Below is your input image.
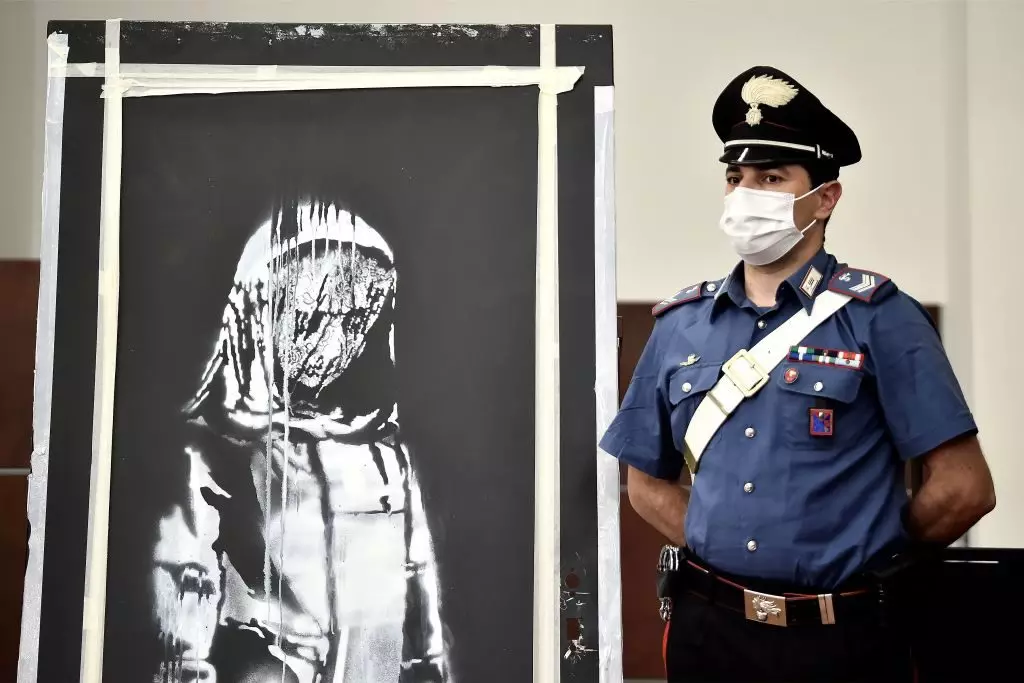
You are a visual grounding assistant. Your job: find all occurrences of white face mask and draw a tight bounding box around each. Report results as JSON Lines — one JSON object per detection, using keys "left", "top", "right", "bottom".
{"left": 718, "top": 184, "right": 824, "bottom": 266}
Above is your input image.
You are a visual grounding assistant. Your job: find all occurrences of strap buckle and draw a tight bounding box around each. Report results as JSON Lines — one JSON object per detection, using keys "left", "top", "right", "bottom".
{"left": 720, "top": 349, "right": 770, "bottom": 398}
{"left": 743, "top": 589, "right": 788, "bottom": 627}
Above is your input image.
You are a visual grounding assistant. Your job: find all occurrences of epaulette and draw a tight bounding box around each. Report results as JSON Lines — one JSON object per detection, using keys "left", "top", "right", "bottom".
{"left": 652, "top": 280, "right": 720, "bottom": 317}
{"left": 827, "top": 267, "right": 895, "bottom": 303}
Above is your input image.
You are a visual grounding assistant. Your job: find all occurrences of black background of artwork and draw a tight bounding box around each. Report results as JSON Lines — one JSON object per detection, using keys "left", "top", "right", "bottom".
{"left": 106, "top": 89, "right": 539, "bottom": 683}
{"left": 36, "top": 20, "right": 614, "bottom": 683}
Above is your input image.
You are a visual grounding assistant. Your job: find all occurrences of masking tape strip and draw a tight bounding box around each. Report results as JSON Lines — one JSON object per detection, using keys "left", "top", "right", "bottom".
{"left": 79, "top": 18, "right": 121, "bottom": 683}
{"left": 533, "top": 22, "right": 561, "bottom": 683}
{"left": 593, "top": 85, "right": 624, "bottom": 683}
{"left": 17, "top": 31, "right": 70, "bottom": 683}
{"left": 49, "top": 61, "right": 583, "bottom": 98}
{"left": 111, "top": 68, "right": 581, "bottom": 98}
{"left": 56, "top": 61, "right": 577, "bottom": 79}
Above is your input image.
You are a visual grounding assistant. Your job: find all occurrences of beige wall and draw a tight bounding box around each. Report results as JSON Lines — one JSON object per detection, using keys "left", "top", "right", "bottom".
{"left": 0, "top": 0, "right": 1020, "bottom": 546}
{"left": 965, "top": 0, "right": 1024, "bottom": 548}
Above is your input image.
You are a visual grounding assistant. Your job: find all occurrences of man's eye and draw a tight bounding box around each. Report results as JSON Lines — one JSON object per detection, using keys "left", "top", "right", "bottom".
{"left": 763, "top": 175, "right": 782, "bottom": 184}
{"left": 726, "top": 176, "right": 740, "bottom": 185}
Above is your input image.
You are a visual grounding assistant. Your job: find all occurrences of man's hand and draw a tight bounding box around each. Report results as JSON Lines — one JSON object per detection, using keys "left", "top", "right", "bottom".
{"left": 905, "top": 434, "right": 996, "bottom": 546}
{"left": 626, "top": 466, "right": 690, "bottom": 545}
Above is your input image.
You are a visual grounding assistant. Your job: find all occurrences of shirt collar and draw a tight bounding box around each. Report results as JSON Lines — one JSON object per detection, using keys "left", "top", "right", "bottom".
{"left": 784, "top": 247, "right": 836, "bottom": 313}
{"left": 710, "top": 247, "right": 837, "bottom": 319}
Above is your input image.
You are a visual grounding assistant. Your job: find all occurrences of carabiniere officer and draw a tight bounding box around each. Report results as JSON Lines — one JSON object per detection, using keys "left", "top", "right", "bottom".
{"left": 600, "top": 66, "right": 997, "bottom": 683}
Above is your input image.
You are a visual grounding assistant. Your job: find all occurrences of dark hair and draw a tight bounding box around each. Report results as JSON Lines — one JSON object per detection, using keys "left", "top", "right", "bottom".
{"left": 802, "top": 160, "right": 839, "bottom": 189}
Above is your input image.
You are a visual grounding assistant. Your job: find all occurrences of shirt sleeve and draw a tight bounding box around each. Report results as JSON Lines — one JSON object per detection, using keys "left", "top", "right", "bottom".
{"left": 867, "top": 291, "right": 978, "bottom": 461}
{"left": 598, "top": 320, "right": 683, "bottom": 480}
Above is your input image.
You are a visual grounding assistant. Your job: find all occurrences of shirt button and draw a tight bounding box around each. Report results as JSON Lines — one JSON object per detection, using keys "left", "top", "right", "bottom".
{"left": 706, "top": 282, "right": 717, "bottom": 292}
{"left": 746, "top": 539, "right": 758, "bottom": 552}
{"left": 744, "top": 427, "right": 756, "bottom": 438}
{"left": 682, "top": 382, "right": 692, "bottom": 393}
{"left": 756, "top": 320, "right": 767, "bottom": 329}
{"left": 743, "top": 482, "right": 755, "bottom": 493}
{"left": 813, "top": 381, "right": 824, "bottom": 392}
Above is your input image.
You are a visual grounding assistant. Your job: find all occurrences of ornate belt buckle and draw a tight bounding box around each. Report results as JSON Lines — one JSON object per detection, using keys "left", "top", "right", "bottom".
{"left": 659, "top": 597, "right": 672, "bottom": 622}
{"left": 721, "top": 349, "right": 770, "bottom": 398}
{"left": 743, "top": 589, "right": 788, "bottom": 627}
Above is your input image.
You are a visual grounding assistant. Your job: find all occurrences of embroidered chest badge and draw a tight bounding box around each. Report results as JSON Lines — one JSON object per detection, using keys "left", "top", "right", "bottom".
{"left": 788, "top": 346, "right": 864, "bottom": 370}
{"left": 809, "top": 408, "right": 834, "bottom": 437}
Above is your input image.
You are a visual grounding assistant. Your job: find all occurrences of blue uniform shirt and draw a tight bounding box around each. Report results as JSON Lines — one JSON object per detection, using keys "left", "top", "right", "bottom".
{"left": 600, "top": 248, "right": 977, "bottom": 589}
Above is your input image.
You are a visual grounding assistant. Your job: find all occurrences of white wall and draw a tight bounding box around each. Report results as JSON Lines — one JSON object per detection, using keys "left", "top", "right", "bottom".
{"left": 965, "top": 0, "right": 1024, "bottom": 548}
{"left": 0, "top": 0, "right": 1020, "bottom": 546}
{"left": 0, "top": 2, "right": 39, "bottom": 259}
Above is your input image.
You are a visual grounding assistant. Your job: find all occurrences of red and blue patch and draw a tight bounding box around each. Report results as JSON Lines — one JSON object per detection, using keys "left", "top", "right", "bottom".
{"left": 809, "top": 408, "right": 834, "bottom": 437}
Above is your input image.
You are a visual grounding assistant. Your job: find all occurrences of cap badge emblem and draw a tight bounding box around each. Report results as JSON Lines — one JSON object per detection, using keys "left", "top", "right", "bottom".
{"left": 740, "top": 74, "right": 799, "bottom": 126}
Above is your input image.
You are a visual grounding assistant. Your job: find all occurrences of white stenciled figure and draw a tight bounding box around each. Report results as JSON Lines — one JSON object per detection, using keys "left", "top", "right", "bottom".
{"left": 152, "top": 200, "right": 449, "bottom": 683}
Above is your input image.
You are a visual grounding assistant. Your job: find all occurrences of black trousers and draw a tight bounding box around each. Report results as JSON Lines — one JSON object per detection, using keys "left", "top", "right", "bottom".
{"left": 664, "top": 588, "right": 916, "bottom": 683}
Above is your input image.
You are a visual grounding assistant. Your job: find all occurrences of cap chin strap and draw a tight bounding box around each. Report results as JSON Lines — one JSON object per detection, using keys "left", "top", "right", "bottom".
{"left": 724, "top": 139, "right": 833, "bottom": 160}
{"left": 681, "top": 289, "right": 852, "bottom": 475}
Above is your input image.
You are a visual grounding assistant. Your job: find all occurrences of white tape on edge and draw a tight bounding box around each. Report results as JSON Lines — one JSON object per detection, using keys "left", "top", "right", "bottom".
{"left": 533, "top": 22, "right": 561, "bottom": 683}
{"left": 79, "top": 18, "right": 122, "bottom": 683}
{"left": 17, "top": 31, "right": 70, "bottom": 683}
{"left": 46, "top": 61, "right": 583, "bottom": 97}
{"left": 593, "top": 85, "right": 624, "bottom": 683}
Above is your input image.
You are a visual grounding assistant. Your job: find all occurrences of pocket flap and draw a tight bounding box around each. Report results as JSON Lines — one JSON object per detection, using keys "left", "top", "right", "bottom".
{"left": 776, "top": 362, "right": 863, "bottom": 403}
{"left": 667, "top": 364, "right": 722, "bottom": 405}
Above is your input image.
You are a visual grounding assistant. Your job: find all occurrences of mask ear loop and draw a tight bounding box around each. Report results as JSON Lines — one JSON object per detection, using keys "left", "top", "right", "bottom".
{"left": 795, "top": 182, "right": 829, "bottom": 232}
{"left": 799, "top": 218, "right": 818, "bottom": 234}
{"left": 795, "top": 182, "right": 827, "bottom": 202}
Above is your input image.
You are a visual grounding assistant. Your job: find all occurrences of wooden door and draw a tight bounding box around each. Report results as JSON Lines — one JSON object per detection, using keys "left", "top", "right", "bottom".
{"left": 0, "top": 260, "right": 38, "bottom": 681}
{"left": 617, "top": 303, "right": 667, "bottom": 680}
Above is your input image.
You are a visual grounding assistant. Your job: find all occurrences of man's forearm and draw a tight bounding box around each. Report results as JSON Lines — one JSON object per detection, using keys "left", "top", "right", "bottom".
{"left": 905, "top": 476, "right": 995, "bottom": 546}
{"left": 627, "top": 469, "right": 690, "bottom": 546}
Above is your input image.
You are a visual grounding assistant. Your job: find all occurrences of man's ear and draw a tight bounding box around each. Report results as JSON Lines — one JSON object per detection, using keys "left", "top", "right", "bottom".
{"left": 816, "top": 181, "right": 843, "bottom": 220}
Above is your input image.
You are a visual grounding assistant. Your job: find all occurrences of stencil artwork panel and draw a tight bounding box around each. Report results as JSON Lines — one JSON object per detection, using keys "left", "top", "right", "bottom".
{"left": 103, "top": 86, "right": 540, "bottom": 683}
{"left": 151, "top": 201, "right": 445, "bottom": 682}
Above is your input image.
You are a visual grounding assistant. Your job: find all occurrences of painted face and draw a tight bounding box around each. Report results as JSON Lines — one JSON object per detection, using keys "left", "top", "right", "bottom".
{"left": 186, "top": 200, "right": 397, "bottom": 433}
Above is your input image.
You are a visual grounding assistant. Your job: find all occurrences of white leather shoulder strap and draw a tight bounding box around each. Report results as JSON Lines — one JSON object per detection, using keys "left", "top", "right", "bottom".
{"left": 682, "top": 290, "right": 853, "bottom": 475}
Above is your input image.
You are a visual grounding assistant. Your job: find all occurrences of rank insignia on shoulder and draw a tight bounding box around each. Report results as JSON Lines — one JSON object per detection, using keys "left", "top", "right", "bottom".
{"left": 827, "top": 267, "right": 893, "bottom": 302}
{"left": 652, "top": 282, "right": 706, "bottom": 317}
{"left": 809, "top": 408, "right": 834, "bottom": 437}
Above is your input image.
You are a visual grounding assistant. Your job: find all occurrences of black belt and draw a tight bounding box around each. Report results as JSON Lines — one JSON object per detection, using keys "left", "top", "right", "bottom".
{"left": 659, "top": 547, "right": 881, "bottom": 628}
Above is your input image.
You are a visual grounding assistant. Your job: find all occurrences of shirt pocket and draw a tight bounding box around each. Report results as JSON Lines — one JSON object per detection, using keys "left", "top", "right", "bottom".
{"left": 775, "top": 361, "right": 864, "bottom": 451}
{"left": 666, "top": 364, "right": 722, "bottom": 450}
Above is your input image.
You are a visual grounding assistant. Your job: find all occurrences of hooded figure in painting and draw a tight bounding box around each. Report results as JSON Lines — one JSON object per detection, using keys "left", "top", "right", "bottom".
{"left": 150, "top": 199, "right": 448, "bottom": 683}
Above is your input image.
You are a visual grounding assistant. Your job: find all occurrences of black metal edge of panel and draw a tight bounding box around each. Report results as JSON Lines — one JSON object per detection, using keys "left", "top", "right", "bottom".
{"left": 556, "top": 25, "right": 614, "bottom": 87}
{"left": 46, "top": 20, "right": 106, "bottom": 64}
{"left": 35, "top": 77, "right": 104, "bottom": 683}
{"left": 49, "top": 20, "right": 543, "bottom": 66}
{"left": 556, "top": 24, "right": 614, "bottom": 681}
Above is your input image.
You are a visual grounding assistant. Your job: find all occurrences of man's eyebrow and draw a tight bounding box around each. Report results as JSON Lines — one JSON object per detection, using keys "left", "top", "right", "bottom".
{"left": 725, "top": 165, "right": 741, "bottom": 174}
